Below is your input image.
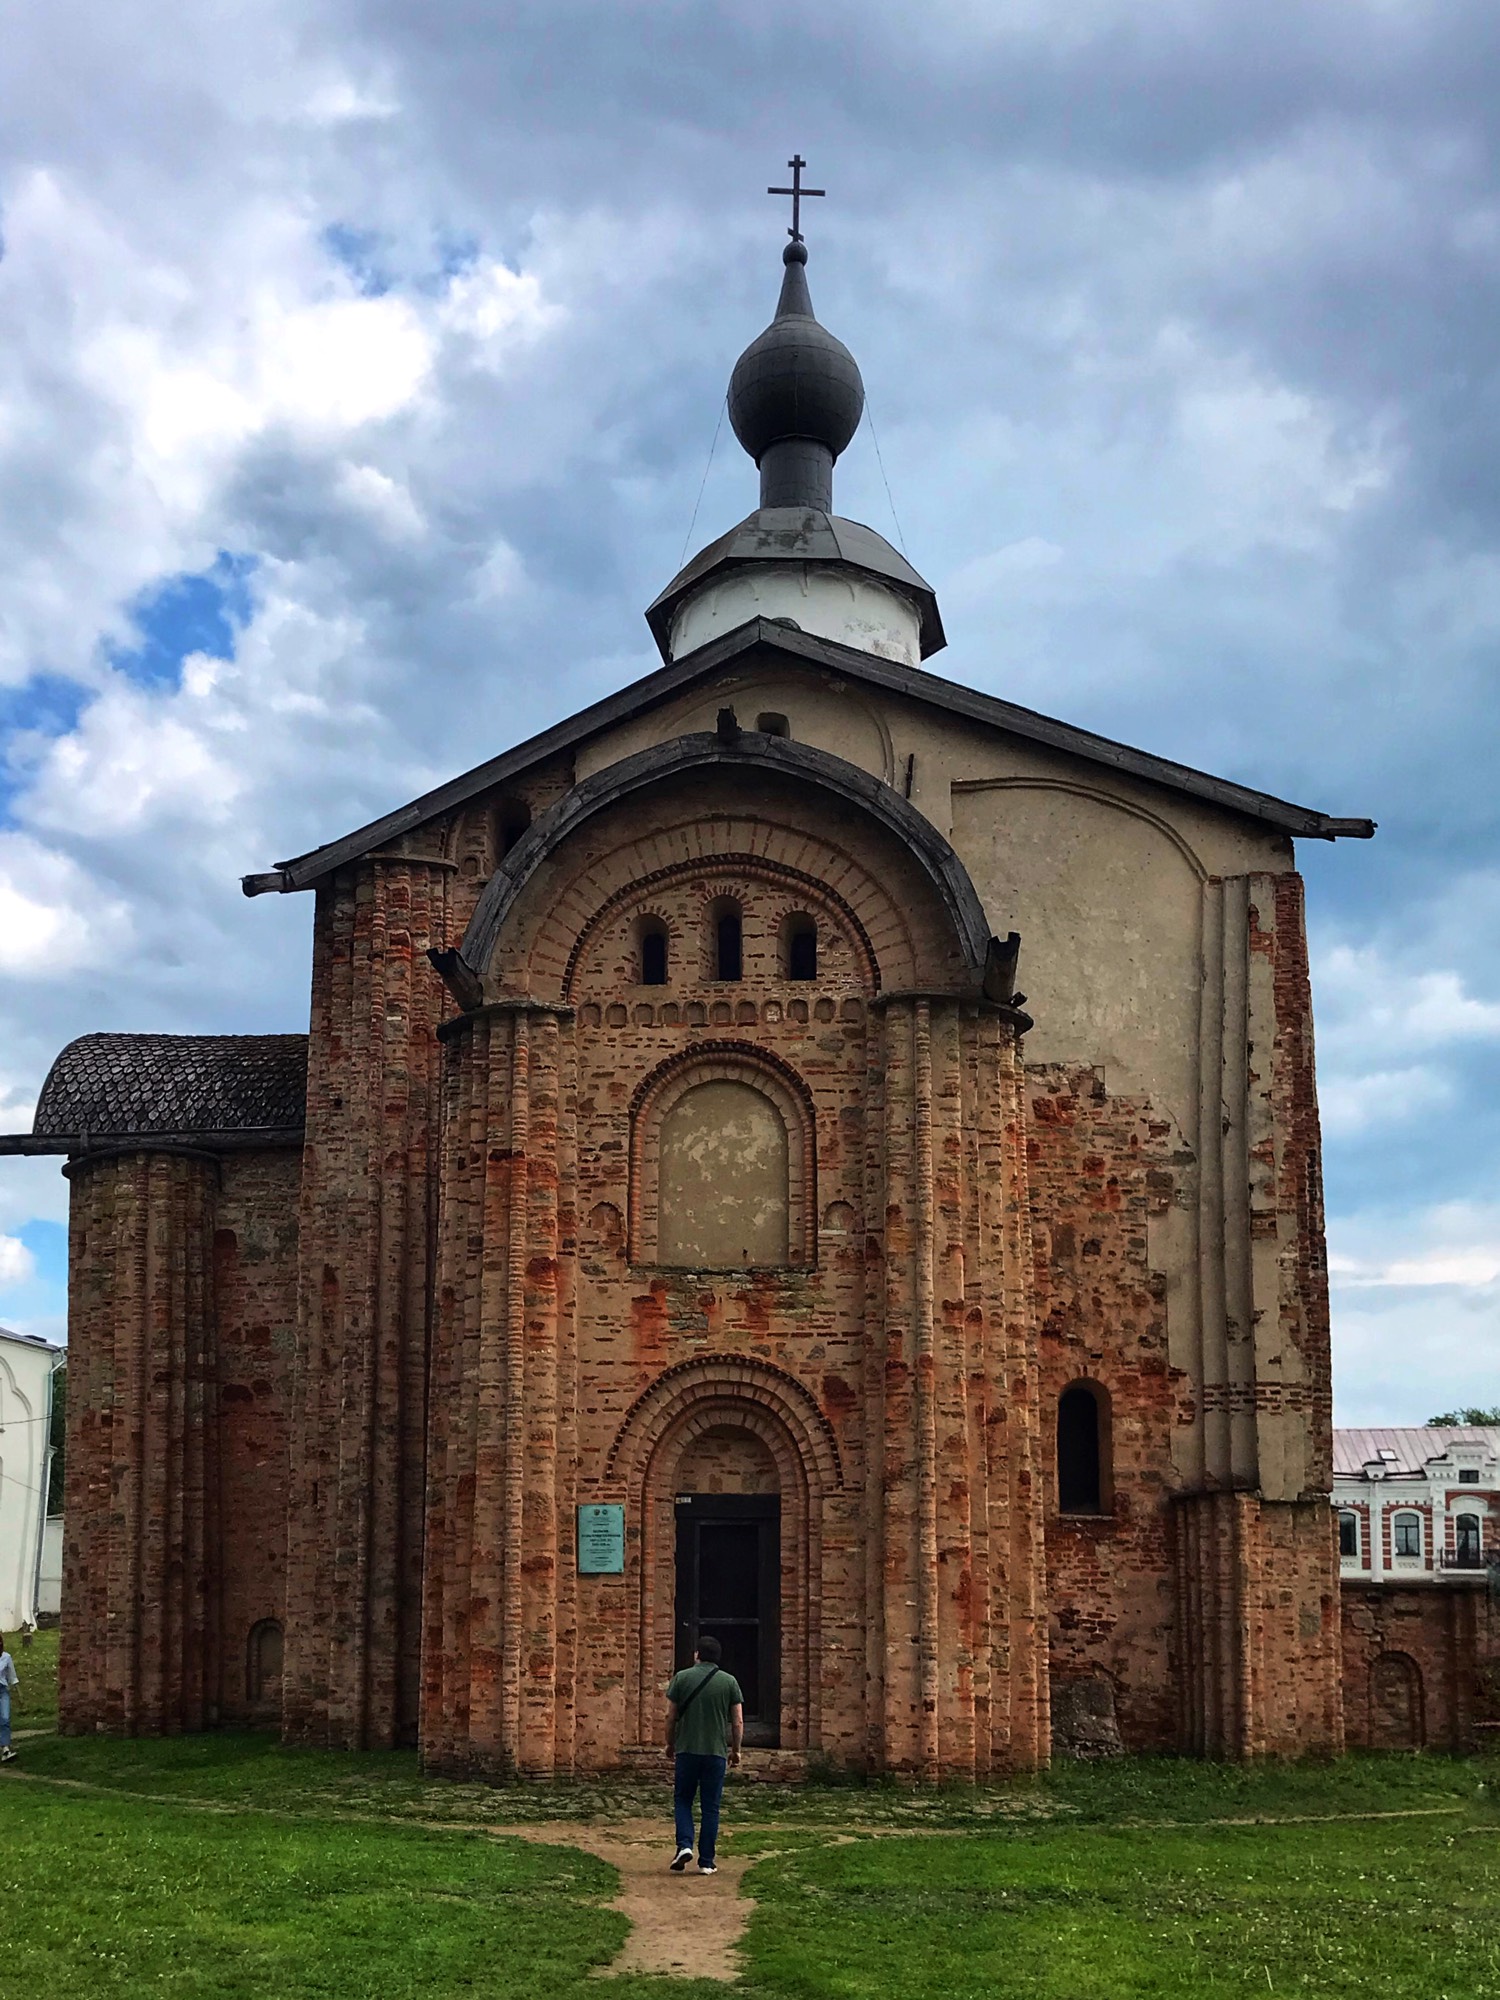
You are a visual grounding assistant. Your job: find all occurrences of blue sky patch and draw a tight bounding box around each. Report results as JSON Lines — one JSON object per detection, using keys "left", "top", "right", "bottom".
{"left": 0, "top": 675, "right": 91, "bottom": 825}
{"left": 323, "top": 223, "right": 394, "bottom": 297}
{"left": 108, "top": 551, "right": 257, "bottom": 691}
{"left": 0, "top": 1220, "right": 68, "bottom": 1348}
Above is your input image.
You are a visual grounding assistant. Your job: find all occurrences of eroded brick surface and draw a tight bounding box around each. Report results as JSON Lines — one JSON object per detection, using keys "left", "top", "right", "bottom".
{"left": 55, "top": 746, "right": 1465, "bottom": 1775}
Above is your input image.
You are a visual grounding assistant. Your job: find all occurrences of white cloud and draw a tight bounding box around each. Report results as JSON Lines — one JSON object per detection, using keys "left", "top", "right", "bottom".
{"left": 0, "top": 834, "right": 130, "bottom": 975}
{"left": 1317, "top": 945, "right": 1500, "bottom": 1060}
{"left": 1318, "top": 1062, "right": 1452, "bottom": 1137}
{"left": 0, "top": 1235, "right": 35, "bottom": 1287}
{"left": 21, "top": 682, "right": 245, "bottom": 838}
{"left": 440, "top": 259, "right": 561, "bottom": 357}
{"left": 336, "top": 462, "right": 426, "bottom": 540}
{"left": 1330, "top": 1201, "right": 1500, "bottom": 1290}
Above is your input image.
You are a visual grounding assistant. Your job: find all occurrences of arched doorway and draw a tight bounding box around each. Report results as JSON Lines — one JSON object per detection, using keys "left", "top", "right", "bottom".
{"left": 1370, "top": 1652, "right": 1424, "bottom": 1749}
{"left": 609, "top": 1357, "right": 840, "bottom": 1757}
{"left": 673, "top": 1426, "right": 781, "bottom": 1745}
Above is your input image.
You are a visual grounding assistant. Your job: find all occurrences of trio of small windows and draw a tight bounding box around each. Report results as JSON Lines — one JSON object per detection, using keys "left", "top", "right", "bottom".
{"left": 636, "top": 905, "right": 819, "bottom": 985}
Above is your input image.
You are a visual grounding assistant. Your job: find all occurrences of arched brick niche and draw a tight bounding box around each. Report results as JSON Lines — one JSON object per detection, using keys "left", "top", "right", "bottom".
{"left": 607, "top": 1355, "right": 842, "bottom": 1751}
{"left": 629, "top": 1043, "right": 817, "bottom": 1269}
{"left": 1370, "top": 1650, "right": 1425, "bottom": 1749}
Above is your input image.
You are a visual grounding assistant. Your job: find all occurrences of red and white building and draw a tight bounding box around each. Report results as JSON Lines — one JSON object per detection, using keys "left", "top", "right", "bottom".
{"left": 1336, "top": 1427, "right": 1500, "bottom": 1749}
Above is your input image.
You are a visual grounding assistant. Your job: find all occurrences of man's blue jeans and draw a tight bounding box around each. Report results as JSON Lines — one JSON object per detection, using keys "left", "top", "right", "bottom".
{"left": 673, "top": 1751, "right": 727, "bottom": 1866}
{"left": 0, "top": 1687, "right": 10, "bottom": 1750}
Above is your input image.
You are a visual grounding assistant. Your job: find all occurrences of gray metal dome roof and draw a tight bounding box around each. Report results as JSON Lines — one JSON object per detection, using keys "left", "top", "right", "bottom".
{"left": 645, "top": 507, "right": 945, "bottom": 662}
{"left": 728, "top": 242, "right": 865, "bottom": 466}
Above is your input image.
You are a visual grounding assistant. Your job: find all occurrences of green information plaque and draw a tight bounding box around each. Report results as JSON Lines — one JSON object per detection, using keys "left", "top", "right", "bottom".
{"left": 577, "top": 1503, "right": 626, "bottom": 1575}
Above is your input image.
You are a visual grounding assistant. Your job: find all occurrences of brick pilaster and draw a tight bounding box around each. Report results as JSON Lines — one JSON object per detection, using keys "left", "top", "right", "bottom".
{"left": 60, "top": 1149, "right": 220, "bottom": 1735}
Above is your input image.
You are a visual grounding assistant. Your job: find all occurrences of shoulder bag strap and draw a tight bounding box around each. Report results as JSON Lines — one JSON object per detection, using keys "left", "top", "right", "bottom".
{"left": 673, "top": 1663, "right": 721, "bottom": 1720}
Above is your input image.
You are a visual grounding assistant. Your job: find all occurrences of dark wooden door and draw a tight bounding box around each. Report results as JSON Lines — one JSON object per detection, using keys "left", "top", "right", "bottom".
{"left": 674, "top": 1494, "right": 781, "bottom": 1746}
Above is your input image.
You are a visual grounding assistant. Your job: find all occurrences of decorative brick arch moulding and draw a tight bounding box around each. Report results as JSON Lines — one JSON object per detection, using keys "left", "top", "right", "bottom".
{"left": 606, "top": 1351, "right": 843, "bottom": 1494}
{"left": 609, "top": 1353, "right": 843, "bottom": 1750}
{"left": 450, "top": 730, "right": 994, "bottom": 993}
{"left": 560, "top": 851, "right": 881, "bottom": 1000}
{"left": 628, "top": 1041, "right": 819, "bottom": 1269}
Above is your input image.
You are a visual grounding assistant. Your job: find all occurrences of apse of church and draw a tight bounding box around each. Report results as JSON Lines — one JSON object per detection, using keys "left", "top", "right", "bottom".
{"left": 7, "top": 190, "right": 1378, "bottom": 1775}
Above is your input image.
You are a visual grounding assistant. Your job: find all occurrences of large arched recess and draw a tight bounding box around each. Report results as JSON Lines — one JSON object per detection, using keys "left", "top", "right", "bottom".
{"left": 442, "top": 730, "right": 998, "bottom": 1002}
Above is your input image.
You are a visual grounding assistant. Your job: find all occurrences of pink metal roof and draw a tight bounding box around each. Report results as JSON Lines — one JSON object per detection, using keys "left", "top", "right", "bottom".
{"left": 1334, "top": 1427, "right": 1500, "bottom": 1476}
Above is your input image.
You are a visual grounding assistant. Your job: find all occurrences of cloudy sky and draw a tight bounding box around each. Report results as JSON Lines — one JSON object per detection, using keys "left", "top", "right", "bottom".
{"left": 1, "top": 0, "right": 1497, "bottom": 1424}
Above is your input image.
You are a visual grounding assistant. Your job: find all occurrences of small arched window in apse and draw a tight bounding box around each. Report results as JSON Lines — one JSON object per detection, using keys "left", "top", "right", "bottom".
{"left": 1057, "top": 1382, "right": 1109, "bottom": 1515}
{"left": 712, "top": 899, "right": 743, "bottom": 982}
{"left": 639, "top": 918, "right": 669, "bottom": 986}
{"left": 757, "top": 712, "right": 790, "bottom": 738}
{"left": 785, "top": 913, "right": 817, "bottom": 982}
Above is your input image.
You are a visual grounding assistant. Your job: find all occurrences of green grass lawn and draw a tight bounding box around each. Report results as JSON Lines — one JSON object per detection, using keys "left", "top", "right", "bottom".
{"left": 5, "top": 1731, "right": 1498, "bottom": 1998}
{"left": 6, "top": 1623, "right": 59, "bottom": 1728}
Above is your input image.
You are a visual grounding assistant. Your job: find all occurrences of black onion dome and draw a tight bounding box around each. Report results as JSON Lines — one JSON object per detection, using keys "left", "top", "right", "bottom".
{"left": 728, "top": 241, "right": 865, "bottom": 465}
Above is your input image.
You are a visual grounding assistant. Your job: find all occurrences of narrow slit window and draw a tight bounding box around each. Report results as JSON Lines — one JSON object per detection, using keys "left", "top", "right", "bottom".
{"left": 1339, "top": 1510, "right": 1359, "bottom": 1558}
{"left": 1058, "top": 1384, "right": 1104, "bottom": 1513}
{"left": 640, "top": 921, "right": 668, "bottom": 986}
{"left": 714, "top": 904, "right": 743, "bottom": 982}
{"left": 786, "top": 916, "right": 817, "bottom": 982}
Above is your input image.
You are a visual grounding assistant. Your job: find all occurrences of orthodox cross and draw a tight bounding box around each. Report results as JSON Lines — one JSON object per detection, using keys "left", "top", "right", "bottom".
{"left": 768, "top": 154, "right": 825, "bottom": 243}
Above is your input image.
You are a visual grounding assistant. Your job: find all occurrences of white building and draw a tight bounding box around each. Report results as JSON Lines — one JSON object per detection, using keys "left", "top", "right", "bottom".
{"left": 0, "top": 1326, "right": 63, "bottom": 1630}
{"left": 1335, "top": 1427, "right": 1499, "bottom": 1583}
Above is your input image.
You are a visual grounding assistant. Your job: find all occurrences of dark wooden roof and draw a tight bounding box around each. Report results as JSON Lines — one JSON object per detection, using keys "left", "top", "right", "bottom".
{"left": 243, "top": 618, "right": 1375, "bottom": 897}
{"left": 0, "top": 1033, "right": 307, "bottom": 1155}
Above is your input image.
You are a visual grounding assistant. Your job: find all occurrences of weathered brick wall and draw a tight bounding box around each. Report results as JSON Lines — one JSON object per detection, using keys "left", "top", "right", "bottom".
{"left": 1253, "top": 871, "right": 1334, "bottom": 1497}
{"left": 60, "top": 1150, "right": 219, "bottom": 1734}
{"left": 1028, "top": 1062, "right": 1188, "bottom": 1751}
{"left": 1342, "top": 1583, "right": 1500, "bottom": 1751}
{"left": 282, "top": 761, "right": 574, "bottom": 1750}
{"left": 283, "top": 854, "right": 455, "bottom": 1750}
{"left": 212, "top": 1149, "right": 299, "bottom": 1724}
{"left": 1175, "top": 1490, "right": 1342, "bottom": 1756}
{"left": 422, "top": 776, "right": 1046, "bottom": 1780}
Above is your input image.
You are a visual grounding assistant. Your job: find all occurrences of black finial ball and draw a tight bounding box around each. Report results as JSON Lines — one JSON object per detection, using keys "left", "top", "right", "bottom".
{"left": 728, "top": 257, "right": 865, "bottom": 468}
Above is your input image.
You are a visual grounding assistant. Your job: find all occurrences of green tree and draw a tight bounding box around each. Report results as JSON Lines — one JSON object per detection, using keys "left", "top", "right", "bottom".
{"left": 1426, "top": 1406, "right": 1500, "bottom": 1426}
{"left": 47, "top": 1361, "right": 65, "bottom": 1513}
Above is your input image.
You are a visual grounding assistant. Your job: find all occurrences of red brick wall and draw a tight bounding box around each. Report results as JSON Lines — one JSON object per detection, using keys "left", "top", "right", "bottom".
{"left": 212, "top": 1149, "right": 299, "bottom": 1724}
{"left": 421, "top": 779, "right": 1047, "bottom": 1780}
{"left": 1342, "top": 1582, "right": 1500, "bottom": 1751}
{"left": 59, "top": 1144, "right": 302, "bottom": 1737}
{"left": 1029, "top": 1062, "right": 1188, "bottom": 1751}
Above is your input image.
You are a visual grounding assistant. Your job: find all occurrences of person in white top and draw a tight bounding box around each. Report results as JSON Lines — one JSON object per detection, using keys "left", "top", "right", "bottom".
{"left": 0, "top": 1636, "right": 18, "bottom": 1762}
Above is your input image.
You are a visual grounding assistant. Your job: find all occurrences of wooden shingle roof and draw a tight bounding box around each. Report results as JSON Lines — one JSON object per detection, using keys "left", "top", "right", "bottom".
{"left": 0, "top": 1033, "right": 307, "bottom": 1155}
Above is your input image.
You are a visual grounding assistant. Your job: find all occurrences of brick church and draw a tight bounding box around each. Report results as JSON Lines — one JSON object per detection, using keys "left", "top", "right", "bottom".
{"left": 8, "top": 218, "right": 1386, "bottom": 1776}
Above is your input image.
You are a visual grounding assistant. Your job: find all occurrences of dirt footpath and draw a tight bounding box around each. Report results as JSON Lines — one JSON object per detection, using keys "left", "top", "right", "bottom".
{"left": 511, "top": 1817, "right": 755, "bottom": 1980}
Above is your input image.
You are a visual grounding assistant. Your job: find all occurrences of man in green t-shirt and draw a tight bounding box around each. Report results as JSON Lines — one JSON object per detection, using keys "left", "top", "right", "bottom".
{"left": 664, "top": 1636, "right": 743, "bottom": 1874}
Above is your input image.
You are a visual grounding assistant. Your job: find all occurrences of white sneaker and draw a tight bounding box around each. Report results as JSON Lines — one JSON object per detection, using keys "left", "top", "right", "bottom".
{"left": 698, "top": 1862, "right": 717, "bottom": 1875}
{"left": 669, "top": 1848, "right": 692, "bottom": 1872}
{"left": 0, "top": 1747, "right": 15, "bottom": 1763}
